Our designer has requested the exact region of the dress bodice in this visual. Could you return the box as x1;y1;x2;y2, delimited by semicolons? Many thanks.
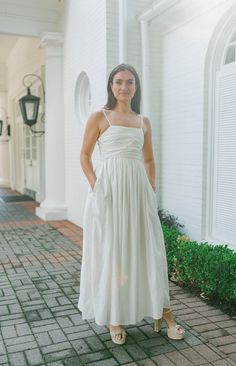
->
97;125;144;161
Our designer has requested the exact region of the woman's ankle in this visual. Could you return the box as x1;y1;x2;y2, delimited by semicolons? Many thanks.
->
110;324;122;330
162;309;176;325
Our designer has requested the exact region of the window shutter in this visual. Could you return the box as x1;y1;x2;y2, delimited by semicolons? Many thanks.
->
211;67;236;244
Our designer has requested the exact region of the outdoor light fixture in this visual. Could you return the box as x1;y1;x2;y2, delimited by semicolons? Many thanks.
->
19;74;45;135
19;88;40;126
0;107;10;139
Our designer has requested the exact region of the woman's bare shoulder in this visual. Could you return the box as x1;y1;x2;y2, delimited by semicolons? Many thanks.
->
88;110;105;121
142;115;152;132
86;110;105;128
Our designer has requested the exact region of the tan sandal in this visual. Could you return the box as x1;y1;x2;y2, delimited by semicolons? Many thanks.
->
154;309;185;340
110;327;126;345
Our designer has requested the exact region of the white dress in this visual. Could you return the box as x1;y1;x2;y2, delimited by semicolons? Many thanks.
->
78;109;170;326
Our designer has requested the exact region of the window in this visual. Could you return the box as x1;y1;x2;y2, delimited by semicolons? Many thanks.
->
224;31;236;65
74;72;91;125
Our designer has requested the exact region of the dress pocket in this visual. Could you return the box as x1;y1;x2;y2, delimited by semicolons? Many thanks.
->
147;180;156;198
145;179;158;215
91;175;101;194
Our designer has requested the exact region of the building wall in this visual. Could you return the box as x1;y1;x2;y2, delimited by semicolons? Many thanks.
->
7;37;44;96
64;0;107;226
0;63;7;91
159;1;235;242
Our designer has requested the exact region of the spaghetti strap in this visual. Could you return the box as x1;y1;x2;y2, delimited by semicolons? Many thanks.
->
102;109;112;126
140;114;144;128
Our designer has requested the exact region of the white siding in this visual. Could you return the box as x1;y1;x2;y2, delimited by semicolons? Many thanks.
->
148;26;162;203
106;0;119;73
64;0;107;226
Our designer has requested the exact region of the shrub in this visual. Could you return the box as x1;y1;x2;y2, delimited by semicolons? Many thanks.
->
159;210;236;317
158;209;184;231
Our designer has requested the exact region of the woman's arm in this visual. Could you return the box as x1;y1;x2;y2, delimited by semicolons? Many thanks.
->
80;112;102;189
142;117;156;191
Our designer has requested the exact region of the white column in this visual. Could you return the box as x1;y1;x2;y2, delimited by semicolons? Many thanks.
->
36;32;67;220
119;0;127;63
0;93;10;187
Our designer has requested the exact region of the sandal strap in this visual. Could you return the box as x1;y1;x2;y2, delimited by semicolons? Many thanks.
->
163;309;172;315
176;324;185;332
110;329;126;336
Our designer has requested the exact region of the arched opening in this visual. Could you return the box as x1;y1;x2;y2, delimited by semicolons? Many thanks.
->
74;72;91;125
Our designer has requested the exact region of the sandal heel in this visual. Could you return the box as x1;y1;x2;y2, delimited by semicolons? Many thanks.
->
154;318;163;332
155;309;186;340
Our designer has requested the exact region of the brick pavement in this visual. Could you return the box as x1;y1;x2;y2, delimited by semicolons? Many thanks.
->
0;188;235;366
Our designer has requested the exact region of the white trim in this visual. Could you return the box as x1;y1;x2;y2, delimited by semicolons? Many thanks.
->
39;32;64;49
222;28;236;65
137;0;180;22
74;72;91;126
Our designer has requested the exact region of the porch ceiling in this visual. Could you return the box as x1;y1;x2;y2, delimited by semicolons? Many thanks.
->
0;0;64;37
138;0;229;34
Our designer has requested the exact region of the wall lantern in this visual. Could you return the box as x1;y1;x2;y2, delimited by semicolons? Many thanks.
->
0;107;10;139
19;88;40;126
19;74;45;135
0;119;10;138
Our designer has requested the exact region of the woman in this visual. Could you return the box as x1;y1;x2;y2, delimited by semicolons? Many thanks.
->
78;64;185;344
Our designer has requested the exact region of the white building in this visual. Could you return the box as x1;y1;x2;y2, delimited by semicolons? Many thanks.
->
0;0;235;251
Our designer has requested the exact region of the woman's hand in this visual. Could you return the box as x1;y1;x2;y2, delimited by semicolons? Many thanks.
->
90;178;97;191
151;185;156;192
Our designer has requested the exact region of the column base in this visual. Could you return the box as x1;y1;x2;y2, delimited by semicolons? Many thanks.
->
0;179;10;187
36;201;67;221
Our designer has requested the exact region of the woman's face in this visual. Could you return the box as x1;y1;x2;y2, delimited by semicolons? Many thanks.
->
110;70;136;103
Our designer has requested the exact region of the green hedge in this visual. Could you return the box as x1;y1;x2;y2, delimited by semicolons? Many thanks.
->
161;223;236;317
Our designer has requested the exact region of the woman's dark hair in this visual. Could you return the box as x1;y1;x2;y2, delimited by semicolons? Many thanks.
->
104;64;141;114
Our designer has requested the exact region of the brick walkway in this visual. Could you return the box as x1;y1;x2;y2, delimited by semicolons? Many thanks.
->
0;188;235;366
